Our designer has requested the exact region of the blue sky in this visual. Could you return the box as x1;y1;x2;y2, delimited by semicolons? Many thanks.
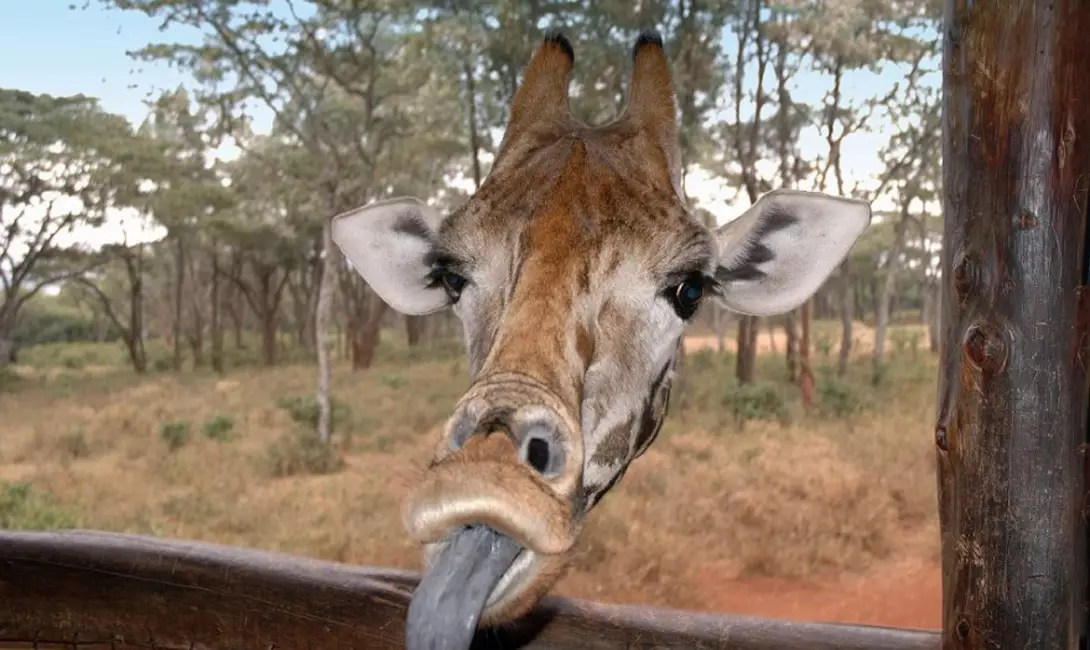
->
1;2;198;125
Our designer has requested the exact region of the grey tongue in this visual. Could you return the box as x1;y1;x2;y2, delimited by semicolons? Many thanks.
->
405;525;522;650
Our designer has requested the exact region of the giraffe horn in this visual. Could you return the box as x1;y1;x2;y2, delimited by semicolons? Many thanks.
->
622;29;682;192
503;30;574;140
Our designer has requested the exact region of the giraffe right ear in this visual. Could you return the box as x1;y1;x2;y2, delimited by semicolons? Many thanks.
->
331;197;451;315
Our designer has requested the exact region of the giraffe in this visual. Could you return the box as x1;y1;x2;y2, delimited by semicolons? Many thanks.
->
332;29;871;647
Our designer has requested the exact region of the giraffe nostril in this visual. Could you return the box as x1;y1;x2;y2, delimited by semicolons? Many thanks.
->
525;437;551;474
517;419;564;478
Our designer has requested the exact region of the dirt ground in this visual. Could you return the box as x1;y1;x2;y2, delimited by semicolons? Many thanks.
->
656;327;942;629
691;556;940;629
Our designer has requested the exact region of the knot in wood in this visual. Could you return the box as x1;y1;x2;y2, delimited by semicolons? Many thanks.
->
963;321;1008;373
935;425;949;451
955;618;971;641
1014;209;1039;229
952;250;980;302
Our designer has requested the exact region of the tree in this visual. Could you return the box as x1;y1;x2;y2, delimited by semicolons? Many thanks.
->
0;88;163;367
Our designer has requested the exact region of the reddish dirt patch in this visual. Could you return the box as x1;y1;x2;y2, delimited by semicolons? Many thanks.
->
693;558;941;630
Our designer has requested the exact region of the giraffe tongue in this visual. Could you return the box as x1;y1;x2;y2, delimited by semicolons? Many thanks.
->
405;525;522;650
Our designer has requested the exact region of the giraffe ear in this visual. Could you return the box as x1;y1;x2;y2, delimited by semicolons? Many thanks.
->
711;190;872;316
331;197;451;315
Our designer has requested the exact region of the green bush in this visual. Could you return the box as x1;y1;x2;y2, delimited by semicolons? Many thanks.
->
263;429;345;477
158;419;191;451
201;414;236;442
815;367;865;419
0;481;76;529
722;381;790;427
276;394;352;433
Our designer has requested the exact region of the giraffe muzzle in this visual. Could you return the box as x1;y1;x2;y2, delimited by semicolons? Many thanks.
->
404;375;583;554
402;376;586;641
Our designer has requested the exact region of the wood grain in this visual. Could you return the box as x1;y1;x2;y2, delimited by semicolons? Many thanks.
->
0;529;940;649
939;1;1090;648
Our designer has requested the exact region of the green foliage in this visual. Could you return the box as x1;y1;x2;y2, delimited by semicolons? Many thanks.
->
11;296;114;348
0;87;168;355
201;414;236;442
263;429;345;477
723;381;791;427
0;482;77;530
158;419;191;451
276;394;352;433
815;367;866;419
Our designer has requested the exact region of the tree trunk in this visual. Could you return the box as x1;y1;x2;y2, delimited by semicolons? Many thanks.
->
734;315;753;383
927;280;940;354
463;58;482;189
210;243;224;374
260;313;277;366
735;315;759;384
126;249;147;374
315;218;337;445
784;310;799;382
0;337;13;370
835;259;853;376
351;302;387;370
712;306;725;353
938;3;1090;648
799;299;813;411
188;311;205;369
231;305;244;350
406;315;426;347
172;236;185;372
872;212;909;384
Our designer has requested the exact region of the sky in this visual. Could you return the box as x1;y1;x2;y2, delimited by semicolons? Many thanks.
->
1;1;930;251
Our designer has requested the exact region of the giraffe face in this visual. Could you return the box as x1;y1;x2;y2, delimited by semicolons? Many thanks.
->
332;31;871;637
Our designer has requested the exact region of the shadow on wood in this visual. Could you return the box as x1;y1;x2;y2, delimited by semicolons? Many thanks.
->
0;529;939;649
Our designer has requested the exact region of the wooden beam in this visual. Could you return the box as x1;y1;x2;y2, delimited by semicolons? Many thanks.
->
0;530;939;650
939;1;1090;648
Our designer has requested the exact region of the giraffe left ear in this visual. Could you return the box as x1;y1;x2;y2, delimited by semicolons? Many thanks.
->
711;189;872;317
331;197;451;315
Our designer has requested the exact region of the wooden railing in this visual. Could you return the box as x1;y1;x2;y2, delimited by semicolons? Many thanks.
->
0;530;939;649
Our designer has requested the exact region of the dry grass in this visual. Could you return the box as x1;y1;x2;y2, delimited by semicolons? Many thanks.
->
0;322;939;611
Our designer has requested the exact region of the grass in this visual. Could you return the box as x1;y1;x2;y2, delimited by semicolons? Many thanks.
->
0;321;939;612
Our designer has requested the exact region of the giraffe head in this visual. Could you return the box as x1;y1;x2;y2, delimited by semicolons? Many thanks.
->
333;30;870;633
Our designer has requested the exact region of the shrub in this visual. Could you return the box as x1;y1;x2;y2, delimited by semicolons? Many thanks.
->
722;381;790;427
0;481;76;529
263;429;345;477
276;394;352;433
201;414;236;442
815;368;865;419
158;419;191;452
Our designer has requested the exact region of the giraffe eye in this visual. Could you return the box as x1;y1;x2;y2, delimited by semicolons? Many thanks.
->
438;271;467;302
669;274;706;320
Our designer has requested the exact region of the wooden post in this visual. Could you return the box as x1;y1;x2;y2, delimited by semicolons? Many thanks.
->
939;2;1090;649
